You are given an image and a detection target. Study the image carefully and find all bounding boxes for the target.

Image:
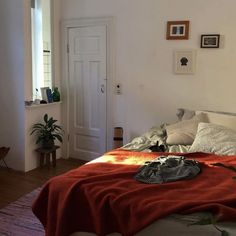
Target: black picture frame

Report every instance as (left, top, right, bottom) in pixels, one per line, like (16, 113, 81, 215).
(201, 34, 220, 48)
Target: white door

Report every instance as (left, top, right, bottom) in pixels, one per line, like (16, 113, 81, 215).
(68, 25, 107, 161)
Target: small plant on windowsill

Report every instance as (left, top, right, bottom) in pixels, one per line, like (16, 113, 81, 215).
(31, 114, 63, 149)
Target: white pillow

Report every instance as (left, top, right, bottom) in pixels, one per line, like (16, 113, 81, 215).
(195, 111, 236, 131)
(166, 113, 209, 145)
(189, 122, 236, 156)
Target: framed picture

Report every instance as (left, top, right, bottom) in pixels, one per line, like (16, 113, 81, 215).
(166, 21, 190, 40)
(174, 50, 196, 74)
(201, 34, 220, 48)
(40, 87, 50, 102)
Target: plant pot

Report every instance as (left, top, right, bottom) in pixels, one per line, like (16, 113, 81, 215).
(42, 139, 54, 149)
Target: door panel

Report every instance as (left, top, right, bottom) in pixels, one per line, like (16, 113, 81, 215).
(68, 25, 107, 161)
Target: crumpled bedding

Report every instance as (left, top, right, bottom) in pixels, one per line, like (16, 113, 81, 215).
(168, 144, 190, 153)
(122, 124, 167, 151)
(122, 124, 191, 153)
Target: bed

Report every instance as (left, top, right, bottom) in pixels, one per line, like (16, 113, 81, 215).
(32, 110, 236, 236)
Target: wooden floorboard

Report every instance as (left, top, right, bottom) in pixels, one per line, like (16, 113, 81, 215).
(0, 158, 87, 208)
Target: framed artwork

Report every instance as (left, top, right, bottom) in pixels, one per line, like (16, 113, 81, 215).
(166, 21, 190, 40)
(40, 87, 50, 101)
(174, 50, 196, 74)
(201, 34, 220, 48)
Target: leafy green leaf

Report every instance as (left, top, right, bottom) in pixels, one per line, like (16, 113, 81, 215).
(188, 217, 213, 226)
(32, 124, 44, 130)
(53, 134, 63, 142)
(31, 113, 64, 146)
(44, 114, 48, 123)
(187, 212, 217, 226)
(187, 213, 229, 236)
(221, 230, 229, 236)
(54, 125, 62, 130)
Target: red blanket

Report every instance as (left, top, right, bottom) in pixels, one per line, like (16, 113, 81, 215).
(32, 150, 236, 236)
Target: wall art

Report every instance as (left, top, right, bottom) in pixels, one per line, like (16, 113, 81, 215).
(174, 50, 196, 74)
(166, 21, 189, 40)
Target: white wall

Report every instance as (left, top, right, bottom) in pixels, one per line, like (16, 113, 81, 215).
(0, 0, 62, 171)
(0, 0, 26, 170)
(25, 103, 62, 172)
(23, 0, 62, 172)
(1, 0, 235, 170)
(60, 0, 236, 142)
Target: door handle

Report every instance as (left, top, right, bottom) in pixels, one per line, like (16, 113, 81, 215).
(101, 84, 105, 93)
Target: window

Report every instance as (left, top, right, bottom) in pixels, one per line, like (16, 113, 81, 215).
(31, 0, 53, 99)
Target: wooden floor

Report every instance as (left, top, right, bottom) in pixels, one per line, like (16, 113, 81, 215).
(0, 158, 87, 209)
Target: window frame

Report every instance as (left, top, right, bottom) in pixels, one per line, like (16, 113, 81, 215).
(30, 0, 55, 100)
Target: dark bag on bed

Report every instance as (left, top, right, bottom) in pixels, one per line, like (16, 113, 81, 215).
(148, 141, 166, 152)
(134, 156, 201, 184)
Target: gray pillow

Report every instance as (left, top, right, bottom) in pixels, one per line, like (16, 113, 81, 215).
(166, 113, 209, 145)
(189, 122, 236, 156)
(176, 108, 195, 121)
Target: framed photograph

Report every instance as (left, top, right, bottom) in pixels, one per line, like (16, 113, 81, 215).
(174, 50, 196, 74)
(166, 21, 189, 40)
(201, 34, 220, 48)
(40, 87, 50, 102)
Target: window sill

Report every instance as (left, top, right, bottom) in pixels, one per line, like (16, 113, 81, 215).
(25, 101, 62, 109)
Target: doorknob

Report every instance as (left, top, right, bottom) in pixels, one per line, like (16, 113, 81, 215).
(101, 84, 105, 93)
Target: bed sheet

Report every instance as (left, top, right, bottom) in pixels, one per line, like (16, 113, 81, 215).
(70, 214, 236, 236)
(121, 124, 167, 151)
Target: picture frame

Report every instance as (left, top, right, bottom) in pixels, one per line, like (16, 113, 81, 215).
(174, 50, 196, 74)
(166, 21, 190, 40)
(40, 87, 50, 102)
(200, 34, 220, 48)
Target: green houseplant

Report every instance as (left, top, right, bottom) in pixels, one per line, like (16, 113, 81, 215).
(31, 114, 63, 149)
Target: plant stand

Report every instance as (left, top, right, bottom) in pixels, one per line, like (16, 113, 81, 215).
(0, 147, 10, 170)
(35, 145, 60, 169)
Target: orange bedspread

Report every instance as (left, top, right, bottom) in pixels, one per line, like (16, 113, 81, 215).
(32, 150, 236, 236)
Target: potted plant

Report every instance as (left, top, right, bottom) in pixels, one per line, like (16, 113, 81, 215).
(31, 114, 63, 149)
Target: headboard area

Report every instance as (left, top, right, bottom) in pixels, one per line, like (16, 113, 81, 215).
(195, 110, 236, 131)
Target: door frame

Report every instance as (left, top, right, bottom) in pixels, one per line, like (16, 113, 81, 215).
(61, 17, 114, 159)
